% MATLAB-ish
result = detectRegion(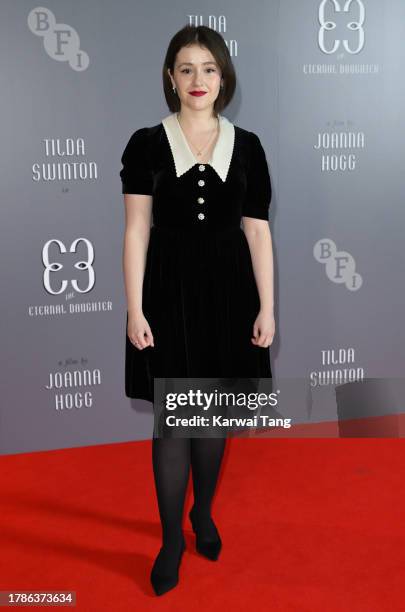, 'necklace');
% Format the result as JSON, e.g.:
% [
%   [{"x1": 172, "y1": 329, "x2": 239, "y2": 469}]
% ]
[{"x1": 177, "y1": 113, "x2": 219, "y2": 158}]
